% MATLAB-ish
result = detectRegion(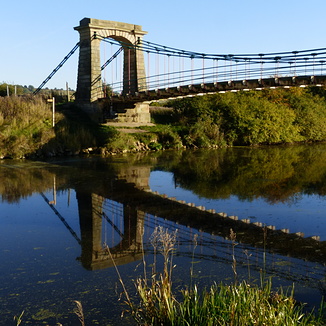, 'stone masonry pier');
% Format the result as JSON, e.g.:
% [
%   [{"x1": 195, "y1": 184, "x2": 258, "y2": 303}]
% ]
[{"x1": 74, "y1": 18, "x2": 149, "y2": 122}]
